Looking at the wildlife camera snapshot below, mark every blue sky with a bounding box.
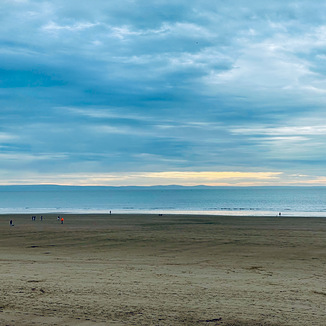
[1,0,326,186]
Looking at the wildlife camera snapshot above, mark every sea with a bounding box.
[1,185,326,217]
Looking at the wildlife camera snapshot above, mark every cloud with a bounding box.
[0,132,17,142]
[0,170,282,186]
[2,1,326,185]
[231,125,326,136]
[138,171,282,183]
[42,21,99,32]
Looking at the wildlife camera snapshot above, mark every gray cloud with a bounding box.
[1,0,326,184]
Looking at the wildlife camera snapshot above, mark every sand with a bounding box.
[1,213,326,326]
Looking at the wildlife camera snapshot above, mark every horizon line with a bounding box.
[0,184,325,188]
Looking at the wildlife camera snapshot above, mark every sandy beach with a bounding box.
[1,213,326,325]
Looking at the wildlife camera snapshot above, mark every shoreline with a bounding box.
[1,211,326,218]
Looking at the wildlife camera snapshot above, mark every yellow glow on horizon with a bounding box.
[140,171,282,180]
[0,171,283,186]
[294,177,326,184]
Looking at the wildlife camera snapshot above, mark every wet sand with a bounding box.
[1,213,326,325]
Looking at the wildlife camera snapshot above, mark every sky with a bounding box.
[1,0,326,186]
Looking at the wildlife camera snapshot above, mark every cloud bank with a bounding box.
[1,0,326,185]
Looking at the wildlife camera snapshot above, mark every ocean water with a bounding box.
[0,186,326,217]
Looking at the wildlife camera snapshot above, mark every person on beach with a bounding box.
[61,217,64,224]
[9,219,13,226]
[57,216,60,221]
[40,216,43,221]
